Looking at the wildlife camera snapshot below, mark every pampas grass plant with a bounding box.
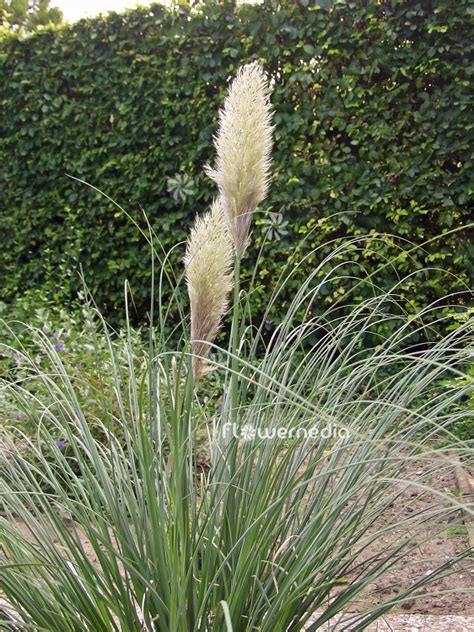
[0,62,472,632]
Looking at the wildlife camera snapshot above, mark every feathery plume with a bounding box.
[184,198,234,381]
[205,62,274,257]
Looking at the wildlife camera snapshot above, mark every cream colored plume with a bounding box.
[205,62,274,257]
[184,198,234,381]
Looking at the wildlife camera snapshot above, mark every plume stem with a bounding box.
[230,255,241,423]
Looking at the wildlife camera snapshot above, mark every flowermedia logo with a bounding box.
[223,423,349,442]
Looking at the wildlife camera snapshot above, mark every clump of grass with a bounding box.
[0,62,472,631]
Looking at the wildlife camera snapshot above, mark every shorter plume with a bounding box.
[184,198,234,381]
[205,61,273,257]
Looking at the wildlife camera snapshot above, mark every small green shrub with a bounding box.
[0,288,148,440]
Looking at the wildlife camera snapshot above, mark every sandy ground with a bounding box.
[344,460,473,617]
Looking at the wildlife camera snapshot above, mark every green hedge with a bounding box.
[0,0,472,331]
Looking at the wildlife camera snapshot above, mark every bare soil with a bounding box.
[344,459,474,617]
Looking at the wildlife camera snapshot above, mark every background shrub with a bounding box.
[0,289,147,441]
[0,0,472,332]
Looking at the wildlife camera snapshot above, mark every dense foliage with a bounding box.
[0,0,472,331]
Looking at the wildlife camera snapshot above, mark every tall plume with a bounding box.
[184,198,234,381]
[205,62,274,257]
